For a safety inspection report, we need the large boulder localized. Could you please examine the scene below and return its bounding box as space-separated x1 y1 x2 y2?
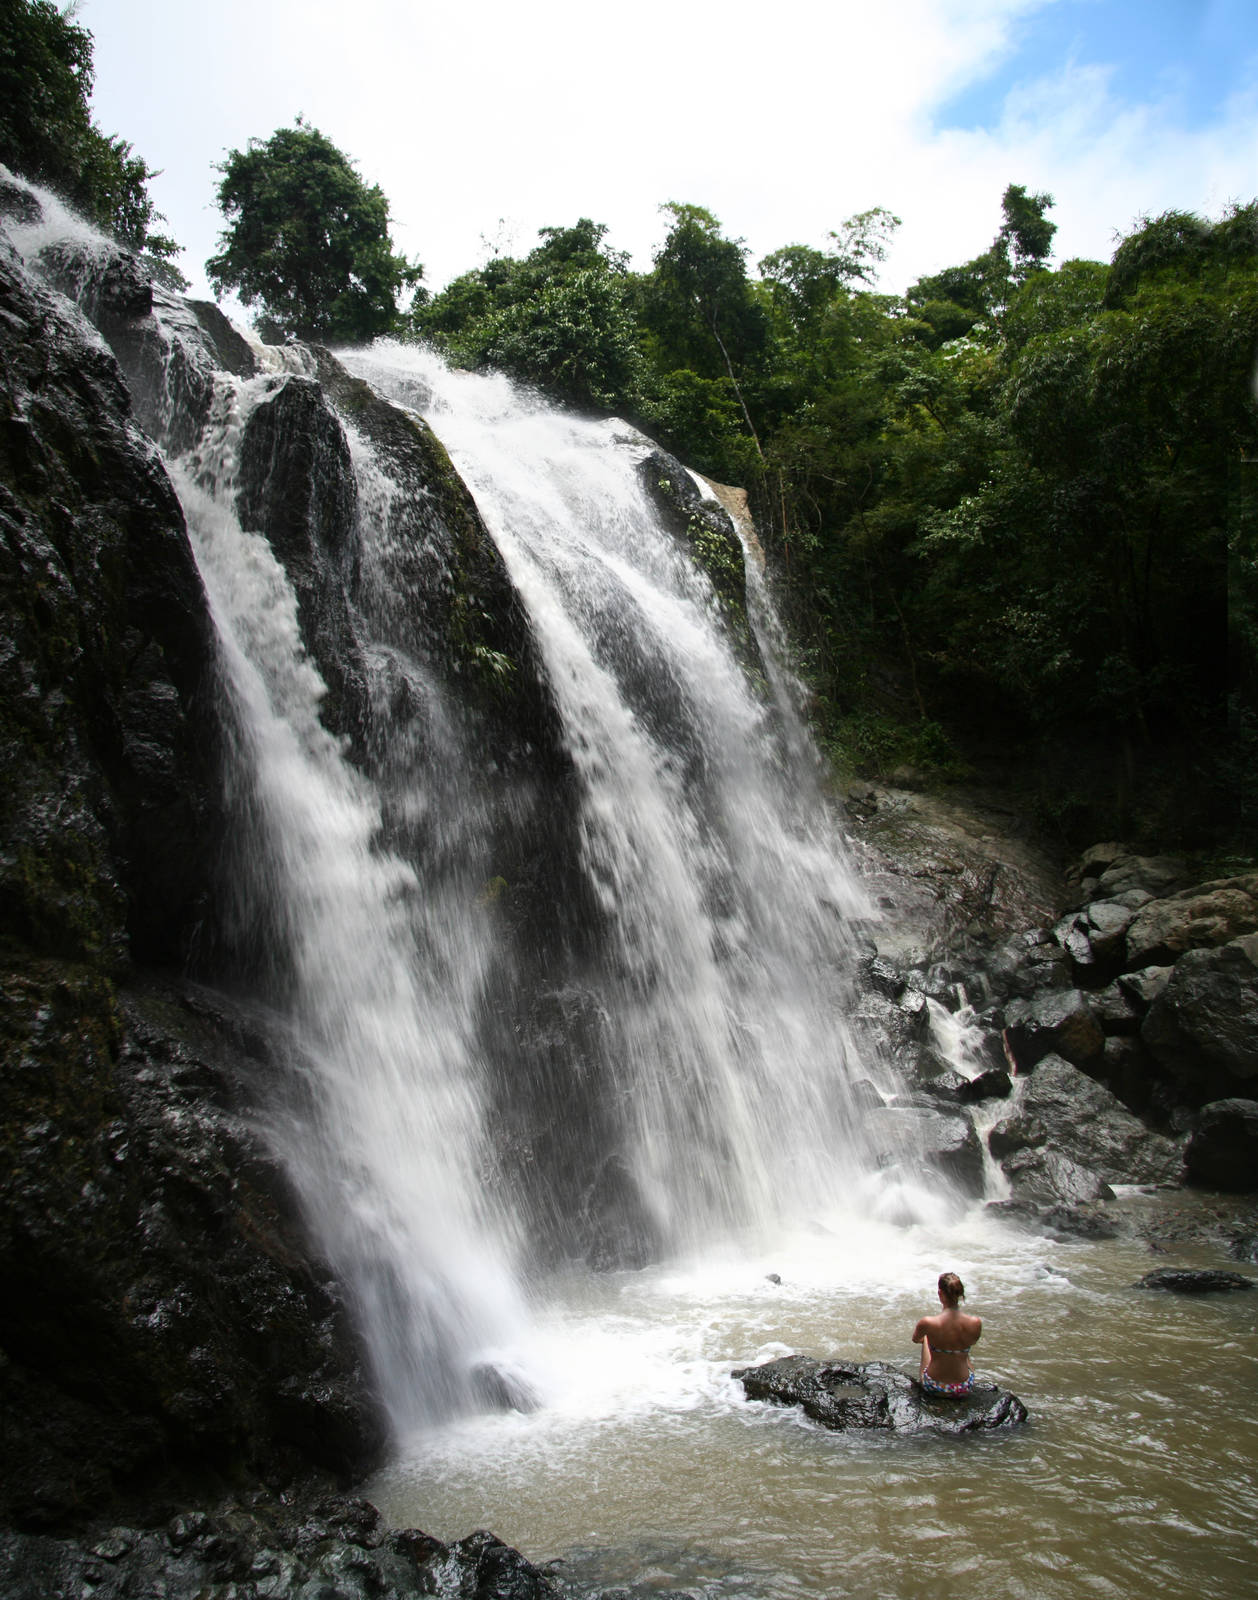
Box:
733 1355 1027 1435
1084 852 1192 903
868 1104 986 1195
1142 934 1258 1103
1184 1099 1258 1193
1125 876 1258 968
988 1054 1183 1190
997 1148 1114 1208
1004 990 1104 1071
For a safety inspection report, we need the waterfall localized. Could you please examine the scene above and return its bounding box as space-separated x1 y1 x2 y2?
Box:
173 374 526 1432
6 175 914 1436
340 346 898 1254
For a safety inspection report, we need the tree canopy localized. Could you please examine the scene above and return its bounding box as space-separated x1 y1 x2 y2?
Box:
411 186 1254 844
0 0 182 282
206 122 421 343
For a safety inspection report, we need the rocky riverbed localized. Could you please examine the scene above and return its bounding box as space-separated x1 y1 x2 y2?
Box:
843 780 1258 1250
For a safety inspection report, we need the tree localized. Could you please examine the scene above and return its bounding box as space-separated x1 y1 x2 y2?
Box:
206 122 420 343
413 217 642 410
906 182 1056 342
0 0 183 282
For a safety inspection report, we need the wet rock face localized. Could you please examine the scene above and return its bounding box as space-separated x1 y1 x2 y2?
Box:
34 237 258 458
0 209 383 1526
0 1495 559 1600
0 237 220 971
1184 1099 1258 1193
235 372 369 746
733 1355 1028 1435
0 977 384 1526
638 448 751 627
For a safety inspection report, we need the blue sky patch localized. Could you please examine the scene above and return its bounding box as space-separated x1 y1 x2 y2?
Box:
938 0 1258 131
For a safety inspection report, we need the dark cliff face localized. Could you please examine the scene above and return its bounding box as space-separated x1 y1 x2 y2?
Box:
0 238 218 970
0 227 383 1526
0 183 620 1528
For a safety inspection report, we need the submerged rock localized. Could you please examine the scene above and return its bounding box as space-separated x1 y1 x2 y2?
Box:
732 1355 1027 1435
1134 1269 1254 1294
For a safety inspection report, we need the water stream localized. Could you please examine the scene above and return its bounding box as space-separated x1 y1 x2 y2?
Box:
367 1215 1258 1600
341 344 911 1248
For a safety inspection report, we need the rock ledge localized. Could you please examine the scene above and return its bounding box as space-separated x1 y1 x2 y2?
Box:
733 1355 1028 1435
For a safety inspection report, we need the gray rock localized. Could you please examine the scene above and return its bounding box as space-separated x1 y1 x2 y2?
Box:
1125 877 1258 968
993 1054 1183 1186
958 1067 1013 1103
855 990 932 1055
0 1499 559 1600
1039 1203 1121 1240
861 954 907 998
1135 1269 1254 1294
1053 913 1096 969
1184 1099 1258 1193
1100 1034 1161 1114
1093 854 1192 901
918 1070 970 1104
1004 990 1104 1070
1118 965 1174 1012
999 1146 1114 1207
1143 935 1258 1102
733 1355 1027 1434
1076 841 1130 874
1082 899 1140 963
1093 982 1141 1035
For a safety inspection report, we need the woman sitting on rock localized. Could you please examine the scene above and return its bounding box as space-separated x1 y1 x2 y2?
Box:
912 1272 981 1398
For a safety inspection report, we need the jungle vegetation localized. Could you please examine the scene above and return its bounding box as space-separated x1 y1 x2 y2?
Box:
1 0 1253 850
412 191 1257 849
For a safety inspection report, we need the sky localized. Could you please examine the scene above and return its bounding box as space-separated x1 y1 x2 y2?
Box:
83 0 1258 307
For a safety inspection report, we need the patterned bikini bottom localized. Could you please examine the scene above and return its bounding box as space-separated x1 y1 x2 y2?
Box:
920 1371 974 1400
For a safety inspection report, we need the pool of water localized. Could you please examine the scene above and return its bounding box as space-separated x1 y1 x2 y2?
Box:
370 1206 1258 1600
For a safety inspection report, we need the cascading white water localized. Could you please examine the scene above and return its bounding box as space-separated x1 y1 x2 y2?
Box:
341 344 910 1254
172 375 526 1431
7 172 920 1427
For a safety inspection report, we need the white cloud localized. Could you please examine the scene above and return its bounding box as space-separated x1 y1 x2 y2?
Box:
81 0 1255 304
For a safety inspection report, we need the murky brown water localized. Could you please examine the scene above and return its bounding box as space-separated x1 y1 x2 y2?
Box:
371 1206 1258 1599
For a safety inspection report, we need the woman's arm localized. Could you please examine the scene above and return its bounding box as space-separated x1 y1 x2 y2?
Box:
912 1319 932 1377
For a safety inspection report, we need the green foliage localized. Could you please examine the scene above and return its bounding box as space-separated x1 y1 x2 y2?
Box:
906 183 1057 342
409 183 1251 845
414 217 640 409
0 0 183 281
821 710 961 782
207 121 421 342
640 202 765 382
